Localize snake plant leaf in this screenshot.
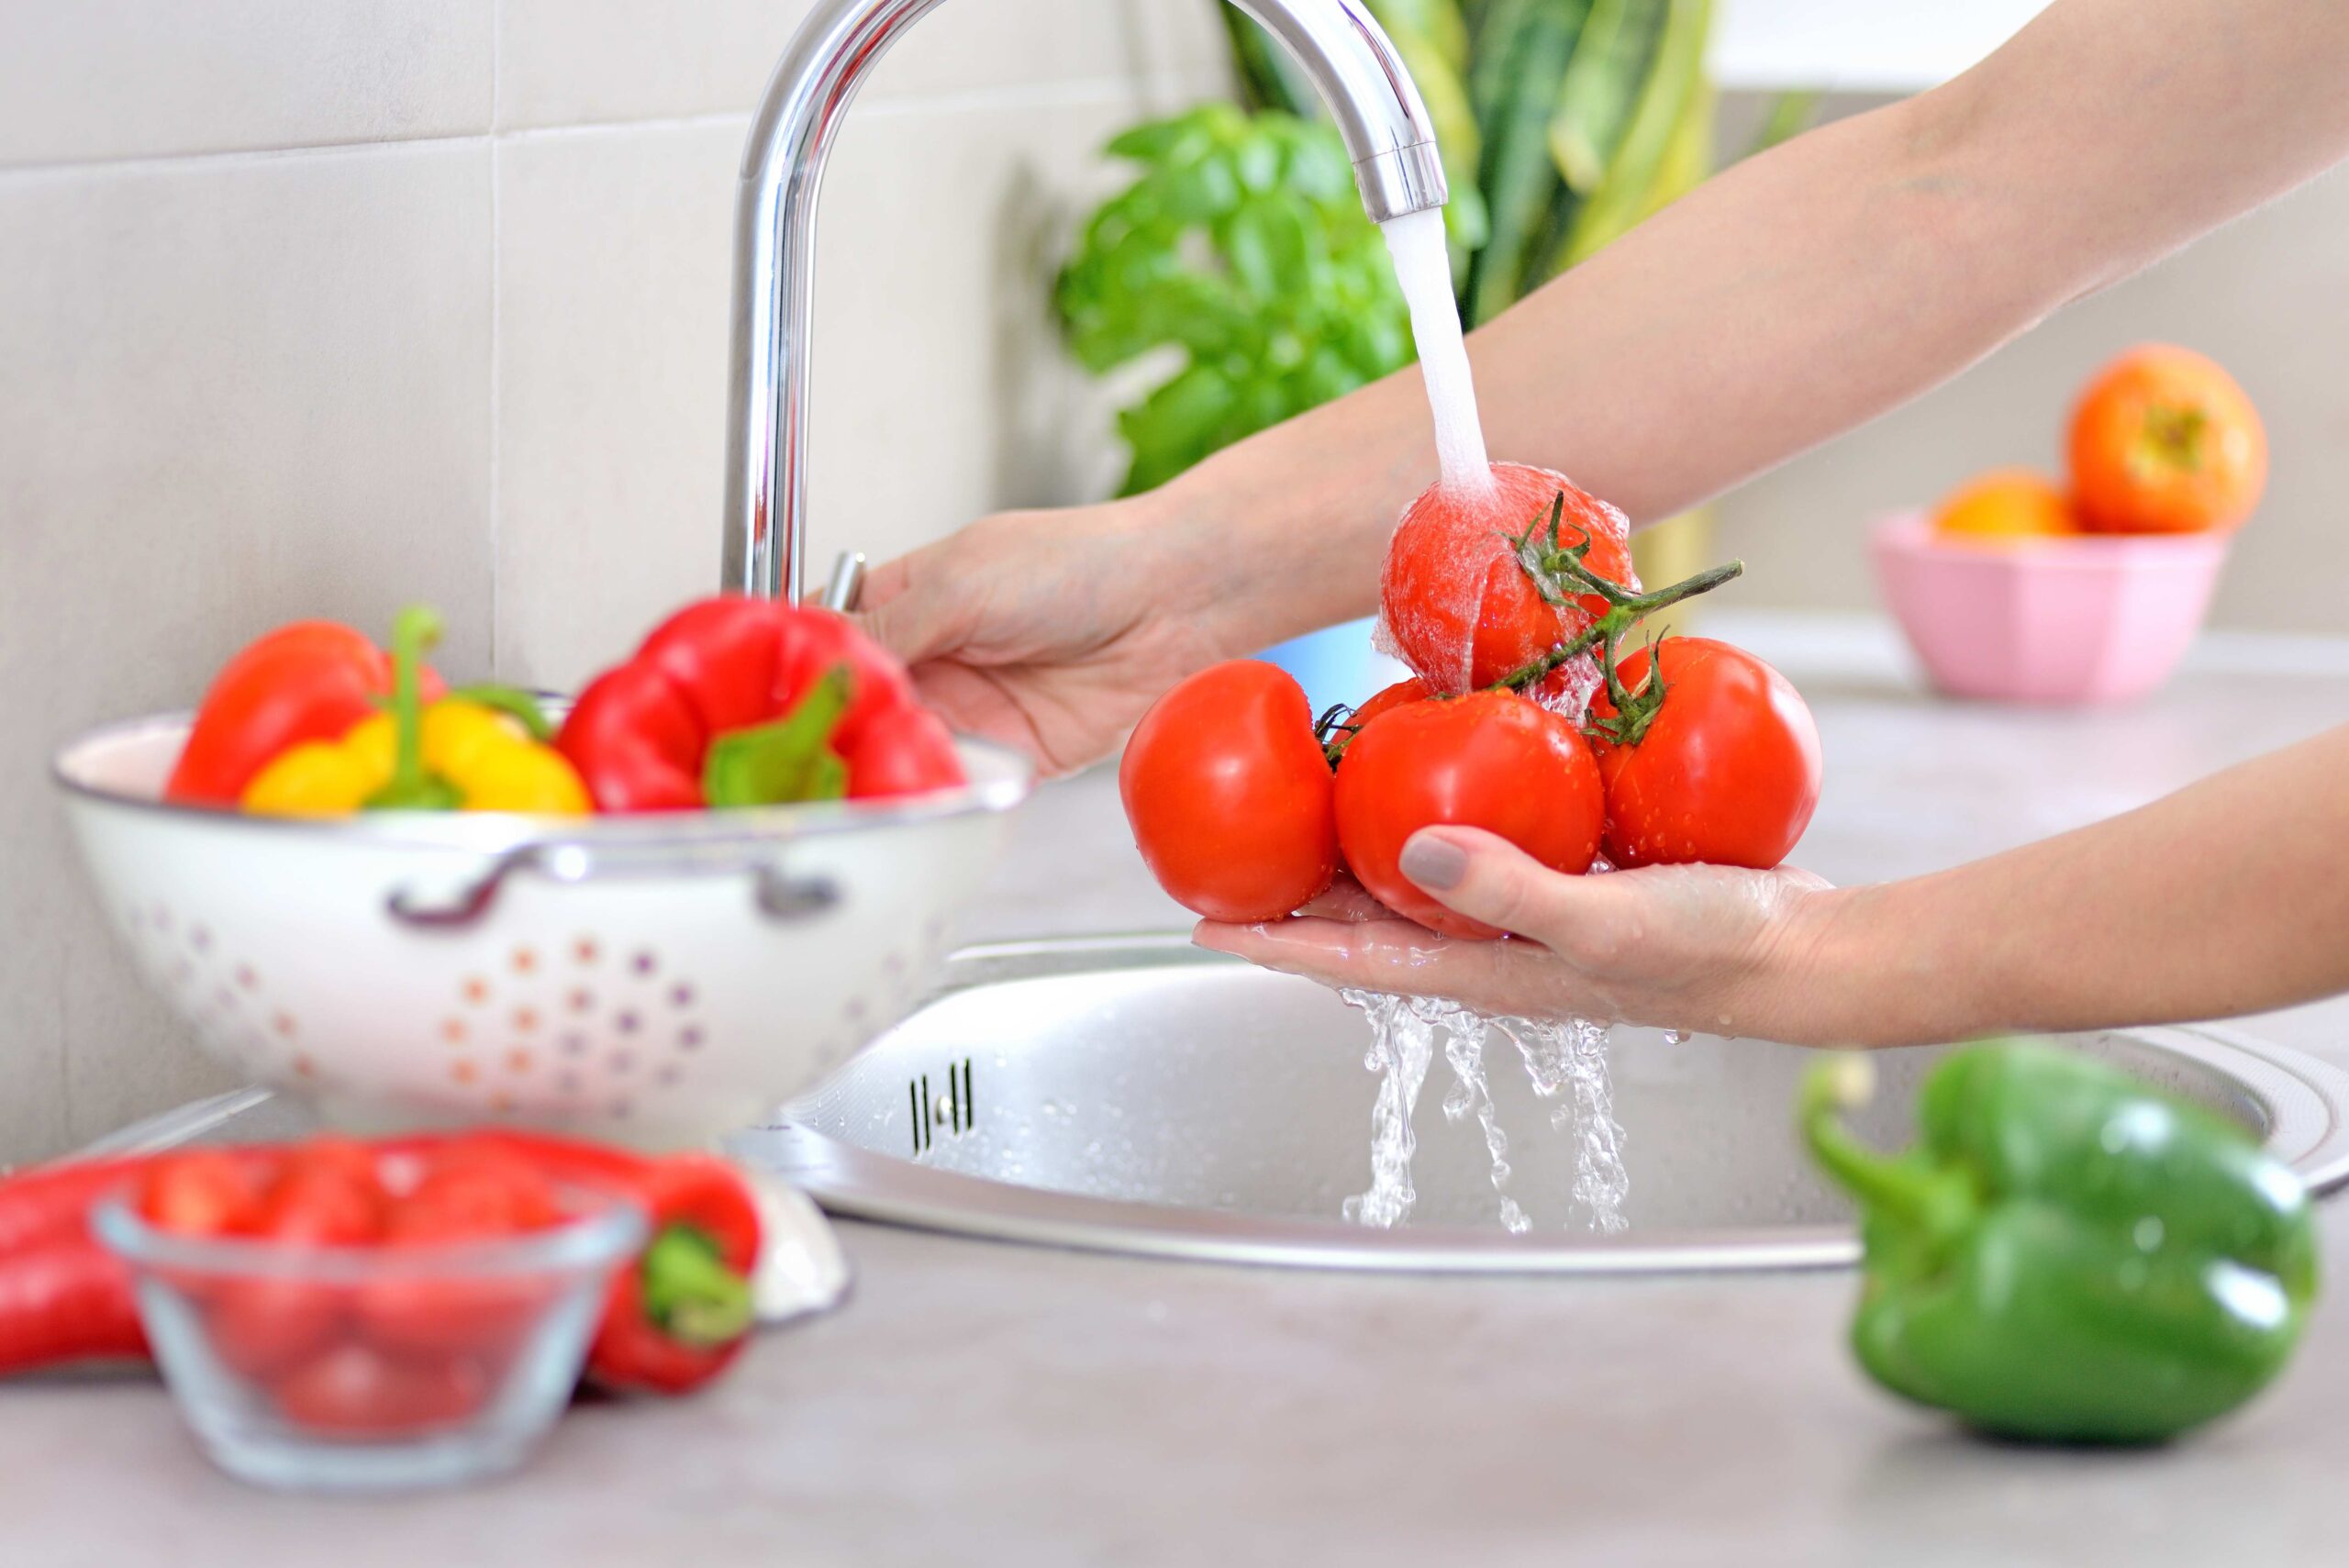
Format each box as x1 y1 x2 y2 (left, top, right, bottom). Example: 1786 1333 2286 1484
1467 0 1589 327
1632 73 1714 225
1220 9 1319 117
1744 88 1820 159
1468 0 1536 129
1549 0 1669 195
1557 0 1709 268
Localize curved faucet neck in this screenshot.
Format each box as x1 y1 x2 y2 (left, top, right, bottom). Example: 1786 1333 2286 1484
720 0 1447 603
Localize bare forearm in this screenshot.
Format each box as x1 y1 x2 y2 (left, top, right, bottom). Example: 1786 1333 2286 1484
1800 726 2349 1046
1177 0 2349 658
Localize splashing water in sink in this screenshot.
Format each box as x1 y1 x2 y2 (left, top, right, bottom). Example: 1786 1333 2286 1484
1338 990 1440 1228
1441 1018 1531 1235
1341 991 1629 1235
1496 1014 1631 1232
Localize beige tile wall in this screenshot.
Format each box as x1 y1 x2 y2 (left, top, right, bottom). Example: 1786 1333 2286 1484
0 0 1223 1162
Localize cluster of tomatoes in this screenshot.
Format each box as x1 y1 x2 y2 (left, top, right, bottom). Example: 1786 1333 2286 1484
1934 343 2268 541
136 1139 572 1434
1120 463 1824 939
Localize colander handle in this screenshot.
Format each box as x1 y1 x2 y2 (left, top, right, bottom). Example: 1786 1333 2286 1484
385 840 840 929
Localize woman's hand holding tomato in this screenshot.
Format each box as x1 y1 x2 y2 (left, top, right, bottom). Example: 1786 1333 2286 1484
1119 463 1834 1031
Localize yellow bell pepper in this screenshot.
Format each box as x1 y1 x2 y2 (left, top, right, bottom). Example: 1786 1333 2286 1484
240 607 590 818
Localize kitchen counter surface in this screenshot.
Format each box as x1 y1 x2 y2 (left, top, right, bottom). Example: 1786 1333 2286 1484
13 612 2349 1567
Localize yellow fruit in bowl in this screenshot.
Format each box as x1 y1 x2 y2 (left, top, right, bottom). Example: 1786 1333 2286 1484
1932 470 2078 542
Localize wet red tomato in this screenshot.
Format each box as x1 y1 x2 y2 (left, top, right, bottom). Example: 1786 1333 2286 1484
1333 690 1603 939
1119 662 1339 923
1588 637 1821 870
1381 462 1636 694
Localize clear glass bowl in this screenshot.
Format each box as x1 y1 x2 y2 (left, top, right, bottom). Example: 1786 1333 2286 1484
92 1185 646 1494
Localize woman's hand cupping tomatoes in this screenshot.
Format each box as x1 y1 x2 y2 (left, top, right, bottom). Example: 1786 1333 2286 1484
1118 462 1822 957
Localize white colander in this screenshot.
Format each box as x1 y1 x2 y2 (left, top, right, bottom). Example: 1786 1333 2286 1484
55 715 1033 1151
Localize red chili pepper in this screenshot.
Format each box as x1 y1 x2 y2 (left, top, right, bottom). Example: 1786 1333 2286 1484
0 1156 151 1256
164 621 444 806
585 1156 762 1396
0 1152 241 1373
557 595 963 812
0 1243 145 1373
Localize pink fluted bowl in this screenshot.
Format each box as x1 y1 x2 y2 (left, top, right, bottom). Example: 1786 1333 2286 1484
1871 511 2230 705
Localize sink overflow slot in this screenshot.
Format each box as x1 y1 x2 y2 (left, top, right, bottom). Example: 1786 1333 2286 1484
910 1059 975 1155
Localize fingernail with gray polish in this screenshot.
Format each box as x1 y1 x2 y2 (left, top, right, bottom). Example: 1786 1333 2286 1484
1399 834 1468 892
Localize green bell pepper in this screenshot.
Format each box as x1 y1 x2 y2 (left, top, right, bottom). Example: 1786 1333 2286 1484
1801 1040 2320 1445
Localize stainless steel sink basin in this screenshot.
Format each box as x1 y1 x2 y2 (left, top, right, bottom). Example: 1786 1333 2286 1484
731 936 2349 1274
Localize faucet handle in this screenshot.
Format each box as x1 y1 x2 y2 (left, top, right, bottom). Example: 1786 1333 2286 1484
821 550 867 614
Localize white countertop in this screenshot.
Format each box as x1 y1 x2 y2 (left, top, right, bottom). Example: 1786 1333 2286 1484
11 612 2349 1566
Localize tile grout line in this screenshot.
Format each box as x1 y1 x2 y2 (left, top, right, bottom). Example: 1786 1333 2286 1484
0 130 494 185
0 69 1237 185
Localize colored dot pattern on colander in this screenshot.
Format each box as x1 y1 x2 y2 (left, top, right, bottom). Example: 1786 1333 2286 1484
126 902 317 1086
440 938 707 1120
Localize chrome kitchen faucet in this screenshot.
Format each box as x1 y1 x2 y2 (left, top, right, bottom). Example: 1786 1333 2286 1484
721 0 1449 605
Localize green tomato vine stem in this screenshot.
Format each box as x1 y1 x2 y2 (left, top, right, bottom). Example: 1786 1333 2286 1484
1488 490 1743 701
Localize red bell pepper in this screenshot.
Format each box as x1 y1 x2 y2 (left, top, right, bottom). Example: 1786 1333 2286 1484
557 595 963 812
165 621 444 806
444 1132 763 1396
